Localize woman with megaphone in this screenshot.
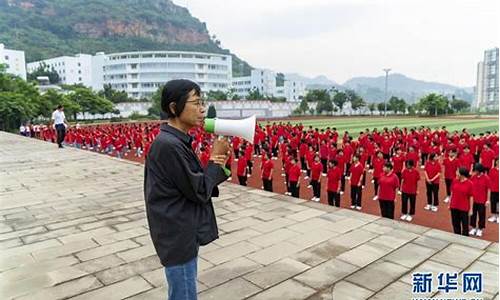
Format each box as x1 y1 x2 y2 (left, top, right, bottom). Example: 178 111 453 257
144 79 231 300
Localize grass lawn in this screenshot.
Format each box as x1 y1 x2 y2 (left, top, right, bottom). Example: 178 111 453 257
261 116 499 135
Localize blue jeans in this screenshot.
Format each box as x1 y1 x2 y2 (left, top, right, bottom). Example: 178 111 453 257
164 256 198 300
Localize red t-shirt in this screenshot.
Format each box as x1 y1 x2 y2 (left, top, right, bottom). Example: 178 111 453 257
311 161 323 180
261 160 274 179
378 172 400 201
480 149 495 169
327 167 342 192
450 179 473 212
289 164 302 182
425 161 441 184
349 163 364 186
443 157 459 179
372 157 385 179
470 174 491 204
401 168 420 194
237 157 247 176
406 151 419 166
458 153 474 171
392 155 405 173
489 167 499 192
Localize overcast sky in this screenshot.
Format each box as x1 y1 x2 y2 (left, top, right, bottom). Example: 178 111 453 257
173 0 498 87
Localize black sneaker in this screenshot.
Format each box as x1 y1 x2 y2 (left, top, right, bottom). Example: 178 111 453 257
58 145 64 148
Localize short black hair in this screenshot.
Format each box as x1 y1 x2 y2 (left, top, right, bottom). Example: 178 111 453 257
406 159 414 167
473 163 484 173
458 167 470 178
160 79 201 119
384 162 393 170
57 105 63 109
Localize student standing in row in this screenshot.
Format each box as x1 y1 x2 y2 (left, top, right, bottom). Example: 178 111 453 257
261 152 274 192
349 155 364 210
488 159 499 223
400 159 420 222
327 160 342 207
424 153 441 212
449 167 474 236
309 154 323 202
469 163 490 237
237 150 248 186
371 151 385 201
288 157 302 198
443 150 459 203
377 162 400 219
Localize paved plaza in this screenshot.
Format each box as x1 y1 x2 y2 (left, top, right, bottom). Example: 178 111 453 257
0 132 498 300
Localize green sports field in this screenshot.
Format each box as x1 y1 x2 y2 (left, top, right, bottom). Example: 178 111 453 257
262 116 499 135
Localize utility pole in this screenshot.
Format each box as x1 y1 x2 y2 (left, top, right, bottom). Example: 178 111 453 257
383 68 391 117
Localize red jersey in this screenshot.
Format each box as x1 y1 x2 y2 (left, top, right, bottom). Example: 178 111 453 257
261 159 274 179
425 161 441 184
406 151 419 167
327 167 342 192
349 163 364 186
401 168 420 194
443 157 459 179
311 162 323 180
458 153 474 171
377 172 400 201
289 164 302 182
470 174 491 204
489 168 499 192
372 157 385 179
392 155 405 173
237 157 247 176
450 179 473 212
480 149 495 169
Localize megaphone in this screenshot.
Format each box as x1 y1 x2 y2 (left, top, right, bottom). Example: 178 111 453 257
204 115 256 143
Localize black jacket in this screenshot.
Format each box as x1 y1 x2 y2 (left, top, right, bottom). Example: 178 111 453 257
144 124 228 267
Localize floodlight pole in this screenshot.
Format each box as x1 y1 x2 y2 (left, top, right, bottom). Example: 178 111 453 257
383 68 391 117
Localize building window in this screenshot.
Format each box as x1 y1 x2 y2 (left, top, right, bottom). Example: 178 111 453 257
78 70 81 74
78 77 82 81
4 55 8 60
77 63 81 67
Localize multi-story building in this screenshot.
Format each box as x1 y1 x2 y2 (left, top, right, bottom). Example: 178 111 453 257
0 43 26 80
232 69 306 101
475 48 499 110
27 50 232 99
100 51 232 99
27 54 94 86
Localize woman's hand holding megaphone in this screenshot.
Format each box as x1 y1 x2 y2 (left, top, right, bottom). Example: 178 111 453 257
210 137 231 166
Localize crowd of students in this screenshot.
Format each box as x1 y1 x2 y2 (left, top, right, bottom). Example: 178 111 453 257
31 121 499 237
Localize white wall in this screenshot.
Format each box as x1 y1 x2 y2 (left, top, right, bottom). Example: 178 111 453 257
0 43 26 80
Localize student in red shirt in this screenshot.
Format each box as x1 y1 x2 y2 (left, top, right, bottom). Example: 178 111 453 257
458 146 475 172
391 147 405 182
319 140 329 174
261 152 274 192
336 149 346 194
304 145 315 180
449 167 473 236
400 159 420 222
349 155 364 210
327 160 342 207
237 150 248 186
371 151 385 201
469 163 491 237
480 143 495 173
244 144 254 175
309 154 323 202
377 162 400 219
424 153 441 212
283 152 293 196
443 150 459 203
288 157 302 198
488 158 499 223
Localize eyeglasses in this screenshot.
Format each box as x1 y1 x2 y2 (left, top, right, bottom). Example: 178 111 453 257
186 99 206 107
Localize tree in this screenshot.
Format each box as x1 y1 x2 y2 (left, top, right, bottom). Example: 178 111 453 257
98 84 131 103
0 92 37 131
407 104 417 116
67 87 115 118
206 90 228 101
247 88 264 100
377 103 386 116
388 96 407 114
27 63 61 84
305 89 330 102
450 99 470 112
345 89 366 112
368 103 376 115
297 98 309 115
148 86 163 118
416 93 450 116
332 92 348 113
207 105 217 118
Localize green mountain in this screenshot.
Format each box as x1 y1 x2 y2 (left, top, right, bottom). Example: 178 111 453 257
0 0 251 76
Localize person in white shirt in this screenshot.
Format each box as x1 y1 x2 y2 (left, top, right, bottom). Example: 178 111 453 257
51 105 69 148
19 124 26 136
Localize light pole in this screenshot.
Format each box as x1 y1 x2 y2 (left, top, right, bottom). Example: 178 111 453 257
383 68 391 117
